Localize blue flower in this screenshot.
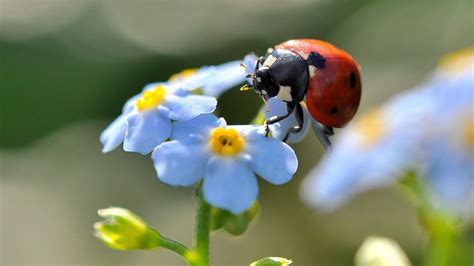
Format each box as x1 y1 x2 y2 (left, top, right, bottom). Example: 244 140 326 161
152 114 298 214
301 48 473 218
264 97 311 143
169 60 248 98
100 83 217 155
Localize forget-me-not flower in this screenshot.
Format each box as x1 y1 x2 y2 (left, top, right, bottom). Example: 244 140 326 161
301 48 473 218
100 59 250 155
100 83 217 155
152 114 298 214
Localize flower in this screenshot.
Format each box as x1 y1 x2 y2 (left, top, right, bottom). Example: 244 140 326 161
354 236 411 266
152 114 298 214
100 83 217 154
301 48 473 217
263 97 311 143
94 207 161 250
169 59 248 98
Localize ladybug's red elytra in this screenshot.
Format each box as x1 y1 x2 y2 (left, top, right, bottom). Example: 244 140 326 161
244 39 362 149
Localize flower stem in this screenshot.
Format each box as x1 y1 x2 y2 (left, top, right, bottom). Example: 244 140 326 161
399 172 464 266
192 192 211 266
159 235 193 262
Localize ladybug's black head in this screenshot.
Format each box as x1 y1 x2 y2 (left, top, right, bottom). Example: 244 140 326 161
253 66 279 99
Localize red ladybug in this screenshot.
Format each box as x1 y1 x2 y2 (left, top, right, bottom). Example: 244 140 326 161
244 39 361 149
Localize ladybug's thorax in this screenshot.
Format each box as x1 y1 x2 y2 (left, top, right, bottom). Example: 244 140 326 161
254 49 309 103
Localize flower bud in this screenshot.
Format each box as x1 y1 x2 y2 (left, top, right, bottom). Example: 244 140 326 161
94 207 160 250
355 236 411 266
250 257 293 266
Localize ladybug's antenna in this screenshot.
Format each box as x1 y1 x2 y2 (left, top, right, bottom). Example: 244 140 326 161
239 63 249 71
240 84 253 91
261 96 270 112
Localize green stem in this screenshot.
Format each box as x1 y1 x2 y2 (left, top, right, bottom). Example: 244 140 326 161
192 193 211 266
399 173 463 266
159 235 193 263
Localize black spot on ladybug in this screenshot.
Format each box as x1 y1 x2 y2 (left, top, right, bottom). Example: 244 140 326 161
307 51 326 69
349 71 356 88
330 106 338 115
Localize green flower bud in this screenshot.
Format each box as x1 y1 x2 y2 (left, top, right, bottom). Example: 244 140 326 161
94 207 161 250
250 257 293 266
211 202 259 236
355 236 411 266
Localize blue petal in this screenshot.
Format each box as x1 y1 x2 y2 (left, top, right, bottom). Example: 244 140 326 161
171 114 225 140
243 53 258 84
175 61 246 98
246 133 297 185
264 98 311 143
200 61 247 97
163 94 217 121
100 113 128 153
123 110 171 155
152 139 209 186
203 157 258 214
122 94 141 114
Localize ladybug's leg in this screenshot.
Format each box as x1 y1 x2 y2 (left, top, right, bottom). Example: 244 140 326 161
264 101 296 137
282 103 304 142
310 119 333 151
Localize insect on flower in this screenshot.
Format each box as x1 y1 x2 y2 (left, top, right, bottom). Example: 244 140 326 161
241 39 362 150
301 47 474 218
152 114 298 214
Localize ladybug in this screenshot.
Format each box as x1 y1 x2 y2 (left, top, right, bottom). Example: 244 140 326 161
243 39 361 149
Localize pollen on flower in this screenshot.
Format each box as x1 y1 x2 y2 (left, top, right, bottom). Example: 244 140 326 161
168 68 198 81
353 108 386 148
209 127 244 156
136 85 167 111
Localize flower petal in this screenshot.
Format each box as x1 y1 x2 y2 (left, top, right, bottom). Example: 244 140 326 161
100 113 128 153
171 114 225 141
152 139 209 186
122 94 141 114
246 134 297 185
163 94 217 121
264 98 311 143
200 60 246 97
123 111 171 155
203 157 258 214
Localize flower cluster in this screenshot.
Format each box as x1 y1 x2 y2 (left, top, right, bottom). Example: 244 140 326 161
100 59 298 214
301 48 474 219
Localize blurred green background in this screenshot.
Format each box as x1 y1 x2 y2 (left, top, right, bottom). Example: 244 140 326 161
1 0 473 265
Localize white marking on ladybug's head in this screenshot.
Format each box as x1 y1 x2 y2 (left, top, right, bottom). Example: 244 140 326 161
277 85 293 102
263 55 277 67
256 77 262 82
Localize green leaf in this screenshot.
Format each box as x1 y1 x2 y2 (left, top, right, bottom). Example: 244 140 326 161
250 257 293 266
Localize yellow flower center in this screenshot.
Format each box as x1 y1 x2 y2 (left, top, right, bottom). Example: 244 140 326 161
353 108 386 148
168 68 198 82
136 85 166 112
209 127 244 156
